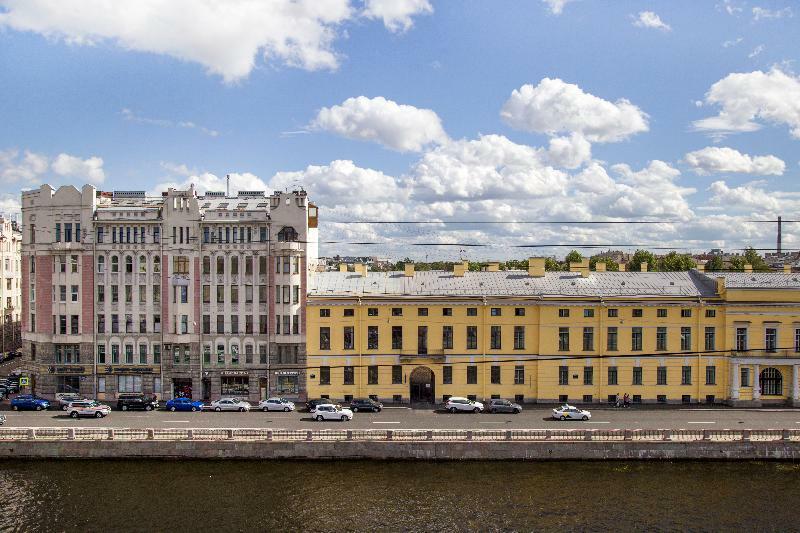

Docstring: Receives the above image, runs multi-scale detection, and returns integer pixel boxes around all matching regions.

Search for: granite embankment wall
[3,440,800,460]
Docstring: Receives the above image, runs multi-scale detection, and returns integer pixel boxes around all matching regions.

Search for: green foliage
[743,247,770,272]
[629,249,656,272]
[705,256,724,271]
[545,257,561,271]
[589,256,620,272]
[564,250,583,264]
[656,251,697,272]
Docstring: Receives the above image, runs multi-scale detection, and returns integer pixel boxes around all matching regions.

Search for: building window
[442,307,453,316]
[558,309,570,318]
[97,345,106,364]
[607,327,618,351]
[368,366,378,385]
[490,326,501,350]
[583,308,594,318]
[367,308,378,317]
[608,366,618,386]
[442,326,453,350]
[682,366,692,385]
[514,366,524,385]
[741,367,750,388]
[656,327,667,351]
[466,308,477,316]
[657,308,667,318]
[319,327,330,350]
[632,309,643,318]
[632,367,642,385]
[583,366,593,386]
[466,326,478,350]
[391,307,402,317]
[97,256,105,273]
[761,367,783,396]
[559,365,568,385]
[417,326,428,354]
[513,326,525,350]
[392,365,402,385]
[391,326,402,350]
[681,309,692,318]
[681,327,692,351]
[736,327,748,351]
[631,327,642,351]
[343,326,354,350]
[765,328,777,353]
[705,309,716,318]
[795,329,800,353]
[343,366,354,385]
[418,307,429,317]
[319,366,330,385]
[319,309,330,318]
[490,365,501,384]
[443,366,453,384]
[118,375,142,393]
[514,307,525,317]
[490,308,501,317]
[607,308,618,318]
[558,327,569,351]
[705,366,716,385]
[657,366,667,385]
[368,326,379,350]
[582,327,594,351]
[466,365,478,384]
[343,308,354,317]
[705,327,716,351]
[173,256,189,275]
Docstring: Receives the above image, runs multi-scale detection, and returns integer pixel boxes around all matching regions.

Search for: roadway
[3,405,800,430]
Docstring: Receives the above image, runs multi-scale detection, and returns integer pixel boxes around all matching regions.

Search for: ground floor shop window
[97,377,106,393]
[154,377,162,397]
[173,379,192,399]
[118,375,142,393]
[276,374,299,394]
[222,376,249,396]
[56,375,80,394]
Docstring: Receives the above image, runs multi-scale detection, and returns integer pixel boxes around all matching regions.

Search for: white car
[445,397,484,413]
[552,404,592,421]
[312,403,353,422]
[68,400,111,418]
[211,398,252,412]
[258,397,296,412]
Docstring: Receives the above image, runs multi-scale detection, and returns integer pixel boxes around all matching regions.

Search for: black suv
[349,398,383,413]
[305,398,338,412]
[117,394,159,411]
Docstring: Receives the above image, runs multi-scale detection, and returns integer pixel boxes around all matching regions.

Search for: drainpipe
[357,296,363,398]
[92,225,97,399]
[482,296,487,402]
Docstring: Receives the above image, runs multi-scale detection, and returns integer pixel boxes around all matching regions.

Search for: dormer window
[277,226,298,242]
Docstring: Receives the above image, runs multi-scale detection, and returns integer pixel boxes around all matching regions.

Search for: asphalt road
[3,405,800,430]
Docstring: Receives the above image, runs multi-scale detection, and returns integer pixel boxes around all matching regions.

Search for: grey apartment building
[20,183,318,402]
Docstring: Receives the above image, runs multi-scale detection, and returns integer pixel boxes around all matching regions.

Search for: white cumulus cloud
[51,153,105,184]
[362,0,432,33]
[632,11,671,31]
[752,6,793,21]
[547,133,592,169]
[311,96,448,152]
[542,0,576,15]
[684,146,785,176]
[500,78,649,143]
[0,148,105,185]
[692,68,800,139]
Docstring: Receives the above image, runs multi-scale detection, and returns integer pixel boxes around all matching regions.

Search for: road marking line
[372,421,400,424]
[587,421,610,424]
[169,420,190,423]
[687,421,716,424]
[479,421,506,424]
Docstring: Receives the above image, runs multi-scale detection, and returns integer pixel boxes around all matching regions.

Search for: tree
[743,247,770,272]
[705,256,723,271]
[564,250,583,264]
[657,251,697,272]
[545,257,561,271]
[629,249,656,272]
[590,256,619,272]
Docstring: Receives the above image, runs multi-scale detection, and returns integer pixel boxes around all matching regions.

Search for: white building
[21,184,317,402]
[0,215,21,355]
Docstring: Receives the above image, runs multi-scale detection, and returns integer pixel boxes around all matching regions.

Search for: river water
[1,460,799,532]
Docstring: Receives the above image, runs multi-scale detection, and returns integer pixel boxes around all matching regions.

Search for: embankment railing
[0,428,797,443]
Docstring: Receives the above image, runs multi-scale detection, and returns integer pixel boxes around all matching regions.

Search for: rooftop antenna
[777,215,782,254]
[226,174,230,197]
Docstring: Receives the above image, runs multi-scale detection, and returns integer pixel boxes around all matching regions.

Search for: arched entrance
[410,366,435,404]
[760,367,783,396]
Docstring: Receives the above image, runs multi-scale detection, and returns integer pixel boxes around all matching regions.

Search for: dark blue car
[11,395,50,411]
[165,397,204,412]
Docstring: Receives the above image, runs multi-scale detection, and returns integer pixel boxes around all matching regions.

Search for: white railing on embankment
[0,428,799,443]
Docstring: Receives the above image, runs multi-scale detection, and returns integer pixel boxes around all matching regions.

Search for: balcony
[399,348,444,363]
[731,349,799,359]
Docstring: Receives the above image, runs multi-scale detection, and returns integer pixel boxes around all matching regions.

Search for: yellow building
[306,259,800,406]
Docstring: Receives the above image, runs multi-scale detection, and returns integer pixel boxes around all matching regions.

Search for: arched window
[277,226,298,242]
[97,255,105,273]
[760,367,783,396]
[216,256,224,275]
[139,255,147,273]
[202,256,210,274]
[231,256,239,275]
[111,255,119,273]
[125,255,133,273]
[153,256,160,273]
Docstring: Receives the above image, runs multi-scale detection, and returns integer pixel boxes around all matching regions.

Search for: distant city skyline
[1,0,799,259]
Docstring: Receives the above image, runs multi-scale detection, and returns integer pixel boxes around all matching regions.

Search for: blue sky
[1,0,799,259]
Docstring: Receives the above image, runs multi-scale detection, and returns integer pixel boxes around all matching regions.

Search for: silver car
[258,397,296,412]
[57,393,87,411]
[552,404,592,421]
[210,398,251,412]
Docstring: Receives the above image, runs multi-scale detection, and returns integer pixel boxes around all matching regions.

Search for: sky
[0,0,799,261]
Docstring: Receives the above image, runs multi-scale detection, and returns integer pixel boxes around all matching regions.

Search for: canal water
[2,460,800,531]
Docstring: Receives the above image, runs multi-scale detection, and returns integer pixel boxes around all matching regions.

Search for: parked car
[488,398,522,414]
[0,413,5,425]
[349,398,383,413]
[211,398,251,412]
[306,398,338,412]
[57,393,86,411]
[117,393,159,411]
[68,400,111,419]
[552,404,592,421]
[258,397,295,412]
[312,403,353,422]
[10,395,50,411]
[165,397,204,412]
[445,397,484,413]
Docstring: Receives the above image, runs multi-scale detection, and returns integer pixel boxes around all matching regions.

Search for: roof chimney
[486,262,500,272]
[744,263,753,273]
[339,263,348,273]
[618,263,626,272]
[404,263,415,277]
[226,174,230,197]
[696,263,705,273]
[784,264,792,274]
[594,262,606,272]
[715,276,726,296]
[640,262,648,273]
[528,257,545,277]
[453,263,466,277]
[354,263,368,277]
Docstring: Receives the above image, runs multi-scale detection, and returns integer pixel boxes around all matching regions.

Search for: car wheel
[214,407,221,412]
[36,405,43,411]
[449,407,457,414]
[513,408,520,414]
[145,405,153,411]
[11,405,18,411]
[121,405,128,411]
[560,415,567,421]
[70,411,78,418]
[263,406,269,412]
[170,406,176,412]
[191,406,198,412]
[473,408,480,413]
[316,415,324,422]
[95,411,103,418]
[582,415,589,421]
[490,408,497,414]
[283,407,290,412]
[62,405,68,411]
[238,407,245,412]
[341,415,348,422]
[352,407,358,413]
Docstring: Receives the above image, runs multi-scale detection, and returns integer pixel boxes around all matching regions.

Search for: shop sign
[102,365,158,374]
[221,370,248,376]
[170,275,190,286]
[275,371,299,376]
[48,366,86,374]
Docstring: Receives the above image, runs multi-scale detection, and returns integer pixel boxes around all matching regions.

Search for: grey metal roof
[713,272,800,289]
[309,270,719,299]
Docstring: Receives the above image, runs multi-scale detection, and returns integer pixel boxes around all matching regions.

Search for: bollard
[742,429,751,442]
[623,429,632,441]
[227,429,234,440]
[702,429,711,441]
[426,430,433,441]
[545,430,552,440]
[386,430,393,441]
[782,429,791,441]
[27,428,35,440]
[107,428,114,440]
[505,430,512,441]
[67,428,75,440]
[306,430,313,442]
[187,429,194,440]
[662,429,672,441]
[466,430,473,441]
[584,430,592,441]
[346,430,353,441]
[267,430,274,442]
[147,429,155,440]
